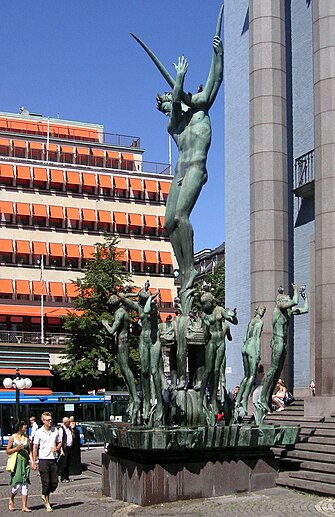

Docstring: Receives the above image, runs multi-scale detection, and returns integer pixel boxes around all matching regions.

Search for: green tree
[54,234,140,392]
[194,257,225,311]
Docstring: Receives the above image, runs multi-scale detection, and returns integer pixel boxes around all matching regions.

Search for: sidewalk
[0,447,333,516]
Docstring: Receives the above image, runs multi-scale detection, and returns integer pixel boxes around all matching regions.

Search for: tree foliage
[54,234,140,392]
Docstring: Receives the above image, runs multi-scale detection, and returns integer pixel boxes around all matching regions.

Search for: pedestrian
[6,419,32,512]
[31,412,61,512]
[58,417,73,483]
[29,416,38,441]
[69,417,82,476]
[272,378,287,412]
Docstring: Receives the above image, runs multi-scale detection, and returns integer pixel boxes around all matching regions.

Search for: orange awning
[16,280,31,295]
[159,216,165,228]
[114,212,127,225]
[65,244,80,258]
[159,289,173,303]
[66,207,80,220]
[13,139,26,149]
[122,153,134,161]
[159,251,173,265]
[0,304,81,318]
[0,138,10,146]
[129,213,142,226]
[144,215,157,228]
[67,171,81,184]
[98,210,112,223]
[129,249,143,262]
[33,168,48,181]
[33,204,48,217]
[83,173,97,186]
[50,169,65,183]
[50,282,64,297]
[130,178,143,191]
[16,203,31,216]
[47,143,58,152]
[0,280,13,293]
[16,241,31,254]
[114,176,127,189]
[66,283,79,297]
[82,208,96,221]
[145,179,158,193]
[61,145,73,154]
[0,164,14,178]
[116,248,127,261]
[49,243,64,256]
[1,201,14,214]
[107,151,119,159]
[0,368,52,377]
[82,245,95,259]
[0,240,13,253]
[29,141,43,150]
[49,206,63,219]
[17,166,31,180]
[32,242,47,255]
[145,250,158,263]
[77,147,90,155]
[32,281,46,296]
[160,181,171,194]
[98,174,112,188]
[92,148,105,157]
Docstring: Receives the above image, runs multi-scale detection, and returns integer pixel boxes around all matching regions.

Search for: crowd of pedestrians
[5,412,81,512]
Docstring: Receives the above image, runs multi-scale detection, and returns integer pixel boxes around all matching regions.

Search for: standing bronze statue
[234,306,266,422]
[199,285,238,419]
[119,282,164,424]
[102,294,140,425]
[131,5,224,296]
[254,284,309,425]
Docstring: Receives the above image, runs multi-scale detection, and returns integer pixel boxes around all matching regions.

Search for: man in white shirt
[32,412,61,512]
[58,417,73,482]
[29,415,38,440]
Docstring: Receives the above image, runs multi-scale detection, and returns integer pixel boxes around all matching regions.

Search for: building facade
[224,0,335,404]
[0,110,175,391]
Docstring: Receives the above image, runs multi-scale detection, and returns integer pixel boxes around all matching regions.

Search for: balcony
[0,331,69,346]
[293,150,314,198]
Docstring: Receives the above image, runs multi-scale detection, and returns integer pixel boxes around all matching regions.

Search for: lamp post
[3,368,32,420]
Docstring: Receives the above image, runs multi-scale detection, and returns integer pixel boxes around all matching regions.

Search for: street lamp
[3,368,33,420]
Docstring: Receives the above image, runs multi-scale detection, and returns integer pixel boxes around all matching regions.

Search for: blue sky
[1,0,224,252]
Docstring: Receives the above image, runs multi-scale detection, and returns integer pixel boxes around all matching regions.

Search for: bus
[0,390,129,446]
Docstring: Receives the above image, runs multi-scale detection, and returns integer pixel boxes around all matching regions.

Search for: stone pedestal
[98,424,299,506]
[102,449,278,506]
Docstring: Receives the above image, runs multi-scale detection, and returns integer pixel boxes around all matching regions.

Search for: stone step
[289,469,335,485]
[299,460,335,475]
[276,473,335,497]
[294,442,335,454]
[85,461,102,475]
[266,415,323,423]
[287,449,335,463]
[299,435,335,445]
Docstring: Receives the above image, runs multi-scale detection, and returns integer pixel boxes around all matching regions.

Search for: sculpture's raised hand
[173,55,188,77]
[213,36,223,55]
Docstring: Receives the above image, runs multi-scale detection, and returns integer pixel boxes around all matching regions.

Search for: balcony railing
[293,150,314,197]
[0,331,69,346]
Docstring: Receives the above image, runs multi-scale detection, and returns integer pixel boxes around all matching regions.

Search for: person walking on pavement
[6,419,33,512]
[29,416,38,441]
[58,417,73,483]
[31,412,61,512]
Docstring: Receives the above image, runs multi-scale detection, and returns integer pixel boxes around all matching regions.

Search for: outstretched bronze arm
[131,4,223,106]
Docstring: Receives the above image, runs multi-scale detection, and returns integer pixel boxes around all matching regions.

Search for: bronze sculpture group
[101,5,309,429]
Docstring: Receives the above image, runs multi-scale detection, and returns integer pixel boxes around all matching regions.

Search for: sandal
[22,509,32,513]
[9,500,15,511]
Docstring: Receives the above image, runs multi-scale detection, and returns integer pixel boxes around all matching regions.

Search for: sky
[1,0,225,252]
